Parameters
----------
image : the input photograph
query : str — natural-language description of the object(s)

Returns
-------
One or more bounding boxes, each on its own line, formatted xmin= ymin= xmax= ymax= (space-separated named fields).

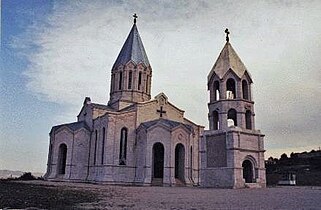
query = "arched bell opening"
xmin=242 ymin=80 xmax=249 ymax=100
xmin=213 ymin=81 xmax=220 ymax=101
xmin=213 ymin=110 xmax=219 ymax=130
xmin=245 ymin=110 xmax=252 ymax=129
xmin=226 ymin=78 xmax=236 ymax=99
xmin=227 ymin=108 xmax=237 ymax=127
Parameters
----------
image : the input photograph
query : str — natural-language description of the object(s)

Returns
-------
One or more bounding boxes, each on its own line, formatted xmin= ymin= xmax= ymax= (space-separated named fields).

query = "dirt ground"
xmin=1 ymin=180 xmax=321 ymax=209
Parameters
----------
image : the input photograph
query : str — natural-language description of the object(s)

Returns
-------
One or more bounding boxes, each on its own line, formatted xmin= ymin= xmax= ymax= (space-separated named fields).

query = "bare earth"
xmin=17 ymin=181 xmax=321 ymax=209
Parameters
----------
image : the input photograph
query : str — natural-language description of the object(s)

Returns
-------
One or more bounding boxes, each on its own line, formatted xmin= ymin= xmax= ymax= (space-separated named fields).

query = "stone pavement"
xmin=26 ymin=181 xmax=321 ymax=209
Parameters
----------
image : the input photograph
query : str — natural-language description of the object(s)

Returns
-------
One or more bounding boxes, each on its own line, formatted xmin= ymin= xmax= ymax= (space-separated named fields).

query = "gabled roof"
xmin=92 ymin=103 xmax=116 ymax=112
xmin=208 ymin=42 xmax=251 ymax=81
xmin=112 ymin=23 xmax=150 ymax=69
xmin=51 ymin=121 xmax=90 ymax=134
xmin=140 ymin=118 xmax=192 ymax=132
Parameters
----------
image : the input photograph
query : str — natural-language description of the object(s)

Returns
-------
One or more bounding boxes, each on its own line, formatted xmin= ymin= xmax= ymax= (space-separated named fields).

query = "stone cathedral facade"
xmin=44 ymin=17 xmax=266 ymax=188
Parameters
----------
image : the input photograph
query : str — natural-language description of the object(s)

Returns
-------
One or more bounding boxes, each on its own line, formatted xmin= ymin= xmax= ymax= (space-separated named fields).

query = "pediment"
xmin=154 ymin=93 xmax=168 ymax=105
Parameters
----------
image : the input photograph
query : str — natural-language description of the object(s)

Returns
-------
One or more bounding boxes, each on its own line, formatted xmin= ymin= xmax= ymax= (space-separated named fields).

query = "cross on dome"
xmin=133 ymin=13 xmax=138 ymax=24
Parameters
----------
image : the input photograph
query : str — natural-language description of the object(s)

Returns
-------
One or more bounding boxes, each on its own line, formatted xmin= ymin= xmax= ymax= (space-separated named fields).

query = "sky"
xmin=1 ymin=0 xmax=321 ymax=173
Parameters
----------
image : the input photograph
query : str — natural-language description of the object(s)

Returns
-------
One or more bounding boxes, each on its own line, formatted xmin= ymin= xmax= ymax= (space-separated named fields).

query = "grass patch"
xmin=0 ymin=180 xmax=99 ymax=209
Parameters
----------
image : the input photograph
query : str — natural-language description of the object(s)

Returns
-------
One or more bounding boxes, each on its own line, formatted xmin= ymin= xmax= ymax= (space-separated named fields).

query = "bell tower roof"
xmin=112 ymin=15 xmax=150 ymax=69
xmin=208 ymin=37 xmax=251 ymax=81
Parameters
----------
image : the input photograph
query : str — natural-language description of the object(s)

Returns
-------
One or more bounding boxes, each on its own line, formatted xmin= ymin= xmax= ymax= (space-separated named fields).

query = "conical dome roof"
xmin=208 ymin=42 xmax=251 ymax=81
xmin=112 ymin=23 xmax=150 ymax=69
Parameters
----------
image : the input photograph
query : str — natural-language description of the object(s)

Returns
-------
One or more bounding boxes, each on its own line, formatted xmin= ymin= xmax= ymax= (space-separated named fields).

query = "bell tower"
xmin=108 ymin=14 xmax=152 ymax=110
xmin=207 ymin=28 xmax=254 ymax=131
xmin=199 ymin=29 xmax=266 ymax=188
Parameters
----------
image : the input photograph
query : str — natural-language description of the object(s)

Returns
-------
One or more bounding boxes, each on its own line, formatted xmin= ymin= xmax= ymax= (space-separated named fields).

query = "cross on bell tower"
xmin=225 ymin=28 xmax=230 ymax=42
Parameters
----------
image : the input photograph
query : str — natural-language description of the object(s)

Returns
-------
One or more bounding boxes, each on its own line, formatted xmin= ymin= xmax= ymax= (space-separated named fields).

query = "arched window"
xmin=213 ymin=110 xmax=219 ymax=130
xmin=58 ymin=144 xmax=67 ymax=175
xmin=128 ymin=71 xmax=132 ymax=89
xmin=118 ymin=71 xmax=123 ymax=90
xmin=214 ymin=81 xmax=220 ymax=101
xmin=138 ymin=72 xmax=142 ymax=90
xmin=245 ymin=110 xmax=252 ymax=129
xmin=101 ymin=127 xmax=106 ymax=164
xmin=227 ymin=109 xmax=237 ymax=127
xmin=226 ymin=78 xmax=236 ymax=99
xmin=119 ymin=127 xmax=128 ymax=165
xmin=242 ymin=80 xmax=249 ymax=100
xmin=94 ymin=130 xmax=98 ymax=165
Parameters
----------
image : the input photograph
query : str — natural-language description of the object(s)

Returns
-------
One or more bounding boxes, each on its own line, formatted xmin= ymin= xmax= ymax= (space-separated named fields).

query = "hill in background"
xmin=266 ymin=149 xmax=321 ymax=186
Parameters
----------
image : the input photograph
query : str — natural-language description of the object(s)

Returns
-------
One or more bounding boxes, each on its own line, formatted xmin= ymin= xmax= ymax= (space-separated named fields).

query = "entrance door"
xmin=242 ymin=160 xmax=254 ymax=183
xmin=58 ymin=144 xmax=67 ymax=175
xmin=175 ymin=143 xmax=185 ymax=181
xmin=153 ymin=143 xmax=164 ymax=179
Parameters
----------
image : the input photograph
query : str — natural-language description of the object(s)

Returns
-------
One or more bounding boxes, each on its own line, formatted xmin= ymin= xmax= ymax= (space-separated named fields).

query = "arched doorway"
xmin=242 ymin=160 xmax=254 ymax=183
xmin=153 ymin=143 xmax=164 ymax=179
xmin=175 ymin=143 xmax=185 ymax=182
xmin=58 ymin=144 xmax=67 ymax=175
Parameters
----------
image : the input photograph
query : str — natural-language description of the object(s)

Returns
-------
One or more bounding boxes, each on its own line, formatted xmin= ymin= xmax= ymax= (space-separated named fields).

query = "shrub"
xmin=18 ymin=172 xmax=37 ymax=181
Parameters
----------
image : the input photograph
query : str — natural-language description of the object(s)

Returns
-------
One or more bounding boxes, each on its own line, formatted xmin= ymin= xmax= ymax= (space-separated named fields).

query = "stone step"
xmin=175 ymin=178 xmax=185 ymax=187
xmin=151 ymin=178 xmax=163 ymax=186
xmin=244 ymin=183 xmax=261 ymax=188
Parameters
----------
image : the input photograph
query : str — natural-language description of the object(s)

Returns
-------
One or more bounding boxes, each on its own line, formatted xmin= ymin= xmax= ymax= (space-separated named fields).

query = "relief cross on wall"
xmin=157 ymin=106 xmax=166 ymax=118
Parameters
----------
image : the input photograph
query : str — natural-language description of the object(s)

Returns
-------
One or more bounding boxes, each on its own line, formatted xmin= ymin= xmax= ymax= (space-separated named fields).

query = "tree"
xmin=280 ymin=153 xmax=288 ymax=160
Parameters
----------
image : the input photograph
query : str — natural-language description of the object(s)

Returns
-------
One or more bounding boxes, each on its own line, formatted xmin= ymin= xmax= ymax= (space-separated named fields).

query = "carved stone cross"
xmin=157 ymin=106 xmax=166 ymax=117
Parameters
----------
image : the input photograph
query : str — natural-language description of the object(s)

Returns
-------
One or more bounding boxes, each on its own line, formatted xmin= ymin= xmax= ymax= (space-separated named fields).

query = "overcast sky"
xmin=1 ymin=0 xmax=321 ymax=173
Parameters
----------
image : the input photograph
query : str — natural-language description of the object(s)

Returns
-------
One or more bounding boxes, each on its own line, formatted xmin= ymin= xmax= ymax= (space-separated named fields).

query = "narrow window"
xmin=119 ymin=127 xmax=128 ymax=165
xmin=214 ymin=81 xmax=220 ymax=101
xmin=101 ymin=127 xmax=106 ymax=164
xmin=118 ymin=72 xmax=123 ymax=90
xmin=138 ymin=72 xmax=142 ymax=90
xmin=226 ymin=78 xmax=236 ymax=99
xmin=213 ymin=110 xmax=219 ymax=130
xmin=245 ymin=110 xmax=252 ymax=129
xmin=94 ymin=130 xmax=98 ymax=165
xmin=190 ymin=146 xmax=193 ymax=179
xmin=227 ymin=108 xmax=237 ymax=127
xmin=128 ymin=71 xmax=132 ymax=89
xmin=48 ymin=144 xmax=53 ymax=170
xmin=146 ymin=75 xmax=149 ymax=93
xmin=111 ymin=74 xmax=115 ymax=91
xmin=242 ymin=80 xmax=249 ymax=100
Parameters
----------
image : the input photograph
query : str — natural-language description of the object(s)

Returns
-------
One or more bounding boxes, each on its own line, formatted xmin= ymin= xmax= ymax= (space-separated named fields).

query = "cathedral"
xmin=44 ymin=15 xmax=266 ymax=188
